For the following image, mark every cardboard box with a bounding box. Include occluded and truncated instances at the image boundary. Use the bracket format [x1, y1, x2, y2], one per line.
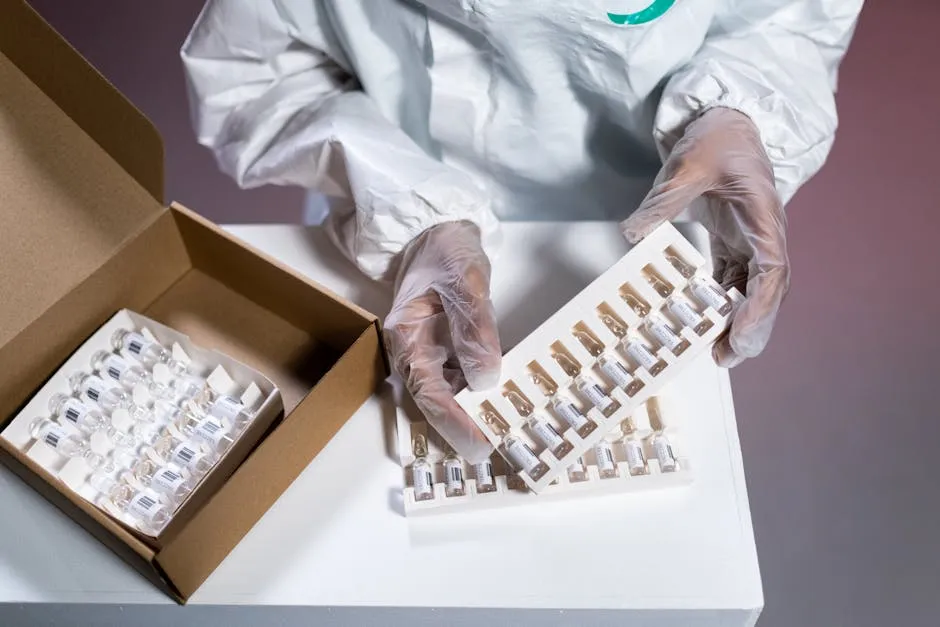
[0, 0, 388, 603]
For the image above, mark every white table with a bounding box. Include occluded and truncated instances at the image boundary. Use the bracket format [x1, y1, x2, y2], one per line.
[0, 222, 762, 627]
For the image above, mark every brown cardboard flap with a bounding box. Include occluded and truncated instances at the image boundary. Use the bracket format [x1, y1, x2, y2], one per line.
[0, 0, 164, 202]
[0, 0, 165, 352]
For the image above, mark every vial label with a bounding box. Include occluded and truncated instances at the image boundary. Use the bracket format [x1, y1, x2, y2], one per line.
[647, 317, 682, 351]
[444, 460, 464, 491]
[624, 439, 646, 472]
[128, 492, 162, 522]
[667, 297, 703, 328]
[691, 278, 728, 311]
[171, 442, 205, 471]
[84, 378, 105, 403]
[530, 418, 564, 450]
[599, 356, 633, 388]
[625, 340, 659, 370]
[210, 396, 244, 422]
[474, 462, 495, 487]
[152, 467, 186, 494]
[654, 437, 677, 469]
[62, 399, 87, 426]
[104, 355, 129, 382]
[553, 398, 589, 430]
[413, 465, 433, 497]
[41, 425, 67, 449]
[594, 441, 616, 472]
[507, 439, 541, 473]
[126, 333, 151, 357]
[577, 378, 615, 412]
[193, 417, 228, 446]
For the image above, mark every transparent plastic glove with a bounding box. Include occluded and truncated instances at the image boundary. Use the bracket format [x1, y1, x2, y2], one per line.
[385, 221, 501, 463]
[622, 108, 790, 367]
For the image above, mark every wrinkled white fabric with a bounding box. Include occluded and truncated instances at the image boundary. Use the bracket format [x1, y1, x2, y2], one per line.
[182, 0, 862, 280]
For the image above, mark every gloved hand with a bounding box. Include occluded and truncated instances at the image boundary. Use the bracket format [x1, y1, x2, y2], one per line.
[621, 108, 790, 367]
[384, 221, 501, 463]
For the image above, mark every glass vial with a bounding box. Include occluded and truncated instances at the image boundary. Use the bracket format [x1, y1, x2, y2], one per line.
[567, 457, 589, 483]
[666, 294, 713, 335]
[622, 335, 667, 376]
[411, 434, 435, 502]
[473, 460, 497, 494]
[593, 440, 619, 479]
[689, 276, 733, 315]
[526, 414, 573, 458]
[69, 373, 143, 417]
[90, 351, 160, 393]
[27, 418, 108, 469]
[642, 266, 674, 298]
[112, 329, 187, 375]
[597, 354, 644, 397]
[504, 435, 549, 481]
[620, 418, 648, 476]
[194, 394, 255, 433]
[443, 450, 466, 498]
[146, 427, 213, 476]
[552, 352, 620, 417]
[89, 473, 169, 535]
[127, 459, 195, 508]
[174, 411, 236, 455]
[49, 394, 108, 434]
[551, 395, 597, 438]
[644, 314, 690, 356]
[650, 433, 678, 473]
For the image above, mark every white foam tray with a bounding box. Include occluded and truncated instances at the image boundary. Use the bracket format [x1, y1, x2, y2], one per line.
[0, 309, 280, 535]
[455, 223, 743, 493]
[399, 393, 690, 516]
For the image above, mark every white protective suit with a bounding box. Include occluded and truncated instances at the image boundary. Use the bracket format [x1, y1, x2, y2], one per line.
[182, 0, 863, 281]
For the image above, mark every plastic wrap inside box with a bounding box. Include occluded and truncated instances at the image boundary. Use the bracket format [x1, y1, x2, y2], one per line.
[399, 391, 690, 516]
[455, 223, 743, 493]
[1, 309, 281, 536]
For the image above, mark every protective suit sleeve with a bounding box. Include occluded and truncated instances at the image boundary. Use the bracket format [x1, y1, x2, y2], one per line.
[653, 0, 864, 203]
[180, 0, 498, 280]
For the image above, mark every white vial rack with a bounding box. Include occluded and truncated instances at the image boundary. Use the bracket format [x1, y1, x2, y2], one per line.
[0, 309, 280, 537]
[399, 395, 690, 516]
[455, 223, 742, 493]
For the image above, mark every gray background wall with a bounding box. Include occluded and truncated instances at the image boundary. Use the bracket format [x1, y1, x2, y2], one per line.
[18, 1, 940, 626]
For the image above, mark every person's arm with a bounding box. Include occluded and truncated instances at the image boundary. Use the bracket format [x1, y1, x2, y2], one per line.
[181, 0, 498, 280]
[653, 0, 864, 203]
[624, 0, 863, 367]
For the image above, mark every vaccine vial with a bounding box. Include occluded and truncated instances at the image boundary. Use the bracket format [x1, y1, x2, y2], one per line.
[597, 354, 644, 397]
[689, 276, 733, 315]
[69, 373, 146, 418]
[49, 394, 108, 434]
[126, 459, 195, 508]
[188, 394, 254, 434]
[90, 351, 158, 392]
[27, 418, 108, 469]
[504, 435, 549, 481]
[88, 472, 170, 535]
[667, 294, 713, 335]
[112, 329, 187, 376]
[443, 450, 466, 498]
[175, 413, 235, 455]
[411, 434, 435, 502]
[473, 460, 497, 494]
[650, 433, 678, 472]
[643, 314, 690, 356]
[642, 266, 675, 298]
[567, 457, 589, 483]
[622, 335, 667, 376]
[146, 427, 213, 476]
[620, 418, 648, 476]
[525, 414, 573, 458]
[593, 440, 619, 479]
[620, 287, 652, 317]
[550, 395, 597, 438]
[574, 376, 620, 417]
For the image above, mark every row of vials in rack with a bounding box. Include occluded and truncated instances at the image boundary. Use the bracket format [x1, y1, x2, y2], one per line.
[456, 239, 740, 493]
[404, 397, 689, 514]
[25, 327, 260, 534]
